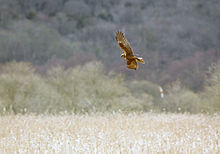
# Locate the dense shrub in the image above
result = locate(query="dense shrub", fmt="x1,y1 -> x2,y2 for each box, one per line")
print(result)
47,62 -> 151,113
0,61 -> 219,114
0,61 -> 153,114
126,80 -> 160,109
162,81 -> 202,113
0,61 -> 64,114
202,61 -> 220,113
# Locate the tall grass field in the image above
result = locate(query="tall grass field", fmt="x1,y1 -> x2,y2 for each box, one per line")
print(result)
0,113 -> 219,153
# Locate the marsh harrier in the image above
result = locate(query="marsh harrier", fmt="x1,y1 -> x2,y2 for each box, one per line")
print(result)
115,31 -> 145,70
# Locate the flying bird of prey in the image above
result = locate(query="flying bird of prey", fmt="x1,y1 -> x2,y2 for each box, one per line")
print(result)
115,31 -> 145,70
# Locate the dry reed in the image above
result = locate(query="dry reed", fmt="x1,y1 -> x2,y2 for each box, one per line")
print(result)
0,113 -> 219,153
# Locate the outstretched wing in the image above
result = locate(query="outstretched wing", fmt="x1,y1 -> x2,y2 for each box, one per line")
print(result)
115,31 -> 134,56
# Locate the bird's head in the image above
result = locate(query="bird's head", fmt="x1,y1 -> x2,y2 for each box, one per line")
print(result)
139,58 -> 145,64
121,53 -> 126,58
136,57 -> 145,64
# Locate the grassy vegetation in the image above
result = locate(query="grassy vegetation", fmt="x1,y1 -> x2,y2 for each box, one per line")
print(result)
0,113 -> 219,153
0,61 -> 220,114
0,61 -> 152,114
202,61 -> 220,112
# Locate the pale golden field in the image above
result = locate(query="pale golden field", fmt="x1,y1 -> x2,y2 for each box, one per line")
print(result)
0,113 -> 220,153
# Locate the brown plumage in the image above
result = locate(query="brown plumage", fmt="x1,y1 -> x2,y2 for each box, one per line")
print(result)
115,31 -> 145,70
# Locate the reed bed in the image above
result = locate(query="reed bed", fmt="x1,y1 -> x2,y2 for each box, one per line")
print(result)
0,113 -> 219,153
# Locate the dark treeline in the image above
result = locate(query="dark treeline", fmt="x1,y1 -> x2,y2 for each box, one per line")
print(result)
0,0 -> 220,92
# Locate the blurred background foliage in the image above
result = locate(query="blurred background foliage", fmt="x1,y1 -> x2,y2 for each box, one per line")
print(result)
0,61 -> 219,114
0,0 -> 219,114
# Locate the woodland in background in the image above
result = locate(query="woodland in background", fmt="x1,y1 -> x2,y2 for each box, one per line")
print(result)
0,0 -> 219,114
